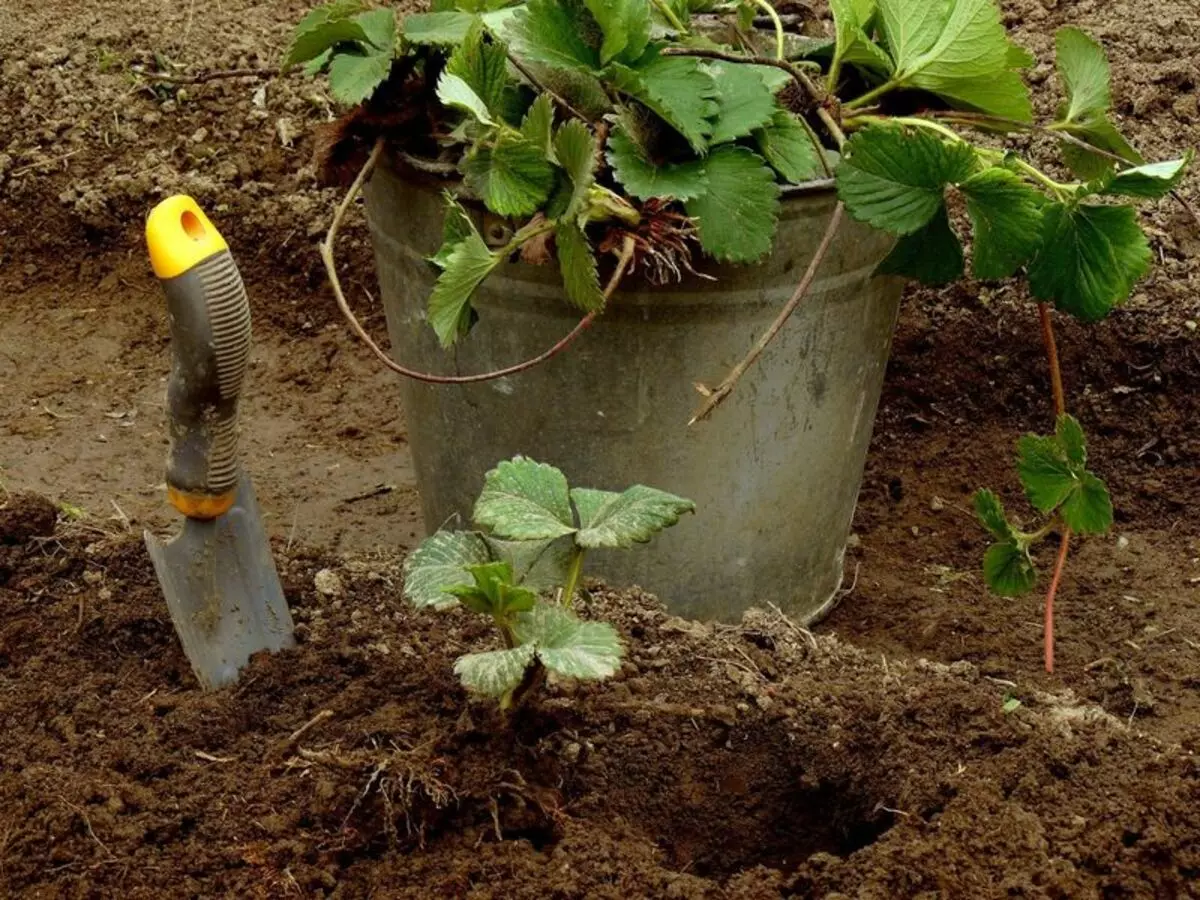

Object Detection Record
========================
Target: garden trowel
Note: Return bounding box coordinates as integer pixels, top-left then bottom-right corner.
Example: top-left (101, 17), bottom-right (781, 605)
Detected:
top-left (143, 195), bottom-right (294, 690)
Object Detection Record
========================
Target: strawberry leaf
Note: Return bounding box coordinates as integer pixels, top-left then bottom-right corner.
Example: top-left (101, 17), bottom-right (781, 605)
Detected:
top-left (585, 0), bottom-right (651, 65)
top-left (960, 166), bottom-right (1045, 280)
top-left (570, 485), bottom-right (695, 548)
top-left (973, 489), bottom-right (1015, 542)
top-left (1098, 154), bottom-right (1193, 201)
top-left (327, 48), bottom-right (394, 105)
top-left (606, 128), bottom-right (708, 200)
top-left (474, 457), bottom-right (577, 541)
top-left (875, 206), bottom-right (963, 284)
top-left (556, 223), bottom-right (605, 311)
top-left (983, 541), bottom-right (1037, 596)
top-left (753, 112), bottom-right (823, 184)
top-left (684, 146), bottom-right (781, 264)
top-left (508, 0), bottom-right (600, 72)
top-left (610, 55), bottom-right (719, 154)
top-left (403, 530), bottom-right (493, 609)
top-left (446, 17), bottom-right (509, 115)
top-left (512, 604), bottom-right (624, 681)
top-left (463, 133), bottom-right (556, 217)
top-left (704, 62), bottom-right (781, 145)
top-left (427, 226), bottom-right (500, 346)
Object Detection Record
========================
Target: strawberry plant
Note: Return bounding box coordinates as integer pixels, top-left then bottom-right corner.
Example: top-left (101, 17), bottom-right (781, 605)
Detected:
top-left (290, 0), bottom-right (1191, 672)
top-left (403, 456), bottom-right (693, 707)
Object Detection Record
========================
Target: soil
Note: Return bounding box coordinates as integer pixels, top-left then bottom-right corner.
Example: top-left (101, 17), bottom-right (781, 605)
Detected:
top-left (3, 0), bottom-right (1200, 896)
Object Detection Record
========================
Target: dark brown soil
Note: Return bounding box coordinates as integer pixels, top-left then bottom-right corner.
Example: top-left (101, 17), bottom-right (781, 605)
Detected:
top-left (4, 499), bottom-right (1200, 899)
top-left (3, 0), bottom-right (1200, 895)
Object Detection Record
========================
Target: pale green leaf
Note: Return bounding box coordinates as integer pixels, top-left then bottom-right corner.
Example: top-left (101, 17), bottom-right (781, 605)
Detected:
top-left (1027, 203), bottom-right (1151, 323)
top-left (753, 112), bottom-right (823, 184)
top-left (553, 118), bottom-right (598, 218)
top-left (474, 457), bottom-right (577, 540)
top-left (286, 4), bottom-right (369, 67)
top-left (436, 72), bottom-right (497, 125)
top-left (570, 485), bottom-right (695, 548)
top-left (446, 17), bottom-right (509, 115)
top-left (685, 146), bottom-right (780, 263)
top-left (836, 125), bottom-right (977, 235)
top-left (920, 69), bottom-right (1033, 121)
top-left (513, 603), bottom-right (624, 681)
top-left (606, 128), bottom-right (708, 200)
top-left (973, 488), bottom-right (1014, 542)
top-left (327, 49), bottom-right (394, 105)
top-left (585, 0), bottom-right (651, 64)
top-left (455, 644), bottom-right (537, 696)
top-left (429, 195), bottom-right (475, 269)
top-left (1002, 696), bottom-right (1023, 713)
top-left (704, 62), bottom-right (781, 144)
top-left (403, 530), bottom-right (492, 609)
top-left (960, 167), bottom-right (1044, 280)
top-left (1055, 26), bottom-right (1110, 124)
top-left (355, 7), bottom-right (396, 52)
top-left (1099, 154), bottom-right (1192, 201)
top-left (1060, 472), bottom-right (1112, 535)
top-left (1016, 434), bottom-right (1075, 513)
top-left (1006, 40), bottom-right (1034, 69)
top-left (876, 0), bottom-right (948, 73)
top-left (1056, 414), bottom-right (1087, 467)
top-left (611, 56), bottom-right (719, 154)
top-left (983, 541), bottom-right (1037, 596)
top-left (875, 206), bottom-right (963, 285)
top-left (830, 0), bottom-right (894, 77)
top-left (463, 133), bottom-right (556, 217)
top-left (507, 0), bottom-right (600, 72)
top-left (556, 223), bottom-right (605, 312)
top-left (520, 93), bottom-right (556, 158)
top-left (428, 228), bottom-right (499, 346)
top-left (482, 535), bottom-right (574, 591)
top-left (402, 11), bottom-right (475, 44)
top-left (1060, 117), bottom-right (1143, 180)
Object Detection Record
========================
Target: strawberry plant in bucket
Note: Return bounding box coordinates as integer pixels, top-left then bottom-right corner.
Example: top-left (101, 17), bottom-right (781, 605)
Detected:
top-left (291, 0), bottom-right (1190, 668)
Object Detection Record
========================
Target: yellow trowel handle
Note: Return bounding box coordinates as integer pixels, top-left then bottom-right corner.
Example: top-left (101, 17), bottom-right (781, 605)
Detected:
top-left (146, 196), bottom-right (251, 520)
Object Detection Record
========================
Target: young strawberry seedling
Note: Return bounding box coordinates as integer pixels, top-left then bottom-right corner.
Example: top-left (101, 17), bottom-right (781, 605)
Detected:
top-left (403, 456), bottom-right (693, 708)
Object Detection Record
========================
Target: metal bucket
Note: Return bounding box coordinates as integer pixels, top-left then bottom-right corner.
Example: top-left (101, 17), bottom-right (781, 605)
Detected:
top-left (363, 159), bottom-right (902, 624)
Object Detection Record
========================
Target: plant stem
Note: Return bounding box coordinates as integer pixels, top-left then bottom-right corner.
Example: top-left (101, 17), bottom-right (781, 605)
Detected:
top-left (1037, 301), bottom-right (1069, 675)
top-left (843, 79), bottom-right (898, 110)
top-left (845, 113), bottom-right (964, 143)
top-left (690, 201), bottom-right (845, 424)
top-left (1011, 158), bottom-right (1074, 199)
top-left (746, 0), bottom-right (785, 61)
top-left (1044, 528), bottom-right (1071, 674)
top-left (560, 548), bottom-right (587, 608)
top-left (651, 0), bottom-right (688, 33)
top-left (322, 154), bottom-right (637, 385)
top-left (506, 52), bottom-right (588, 122)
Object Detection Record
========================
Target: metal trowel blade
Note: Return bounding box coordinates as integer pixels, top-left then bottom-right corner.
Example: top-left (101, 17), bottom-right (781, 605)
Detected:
top-left (145, 472), bottom-right (295, 690)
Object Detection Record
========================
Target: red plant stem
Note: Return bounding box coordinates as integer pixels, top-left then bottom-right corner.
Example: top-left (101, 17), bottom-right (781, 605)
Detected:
top-left (322, 139), bottom-right (637, 385)
top-left (1037, 302), bottom-right (1069, 674)
top-left (1044, 529), bottom-right (1071, 674)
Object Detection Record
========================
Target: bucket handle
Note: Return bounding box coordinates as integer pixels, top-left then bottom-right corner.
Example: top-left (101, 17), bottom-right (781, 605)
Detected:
top-left (320, 139), bottom-right (635, 385)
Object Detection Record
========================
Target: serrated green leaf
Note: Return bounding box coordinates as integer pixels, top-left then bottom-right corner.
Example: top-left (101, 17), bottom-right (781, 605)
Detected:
top-left (553, 118), bottom-right (598, 218)
top-left (1055, 27), bottom-right (1110, 124)
top-left (906, 0), bottom-right (1008, 82)
top-left (983, 541), bottom-right (1038, 596)
top-left (1006, 40), bottom-right (1034, 69)
top-left (1016, 434), bottom-right (1075, 513)
top-left (1027, 202), bottom-right (1151, 323)
top-left (1059, 117), bottom-right (1143, 180)
top-left (437, 72), bottom-right (497, 125)
top-left (428, 228), bottom-right (499, 346)
top-left (703, 62), bottom-right (780, 145)
top-left (429, 195), bottom-right (476, 269)
top-left (1060, 472), bottom-right (1112, 535)
top-left (328, 49), bottom-right (394, 105)
top-left (526, 65), bottom-right (613, 118)
top-left (836, 125), bottom-right (977, 235)
top-left (475, 457), bottom-right (577, 540)
top-left (456, 560), bottom-right (541, 614)
top-left (960, 167), bottom-right (1044, 280)
top-left (973, 489), bottom-right (1014, 542)
top-left (925, 69), bottom-right (1033, 121)
top-left (403, 530), bottom-right (493, 609)
top-left (585, 0), bottom-right (651, 64)
top-left (520, 93), bottom-right (556, 158)
top-left (570, 485), bottom-right (695, 548)
top-left (831, 0), bottom-right (894, 77)
top-left (875, 206), bottom-right (963, 285)
top-left (355, 7), bottom-right (396, 52)
top-left (455, 644), bottom-right (536, 696)
top-left (286, 3), bottom-right (369, 67)
top-left (446, 17), bottom-right (509, 115)
top-left (556, 223), bottom-right (605, 311)
top-left (303, 48), bottom-right (333, 77)
top-left (685, 146), bottom-right (780, 263)
top-left (1056, 414), bottom-right (1087, 466)
top-left (482, 535), bottom-right (574, 591)
top-left (402, 11), bottom-right (476, 44)
top-left (753, 112), bottom-right (822, 184)
top-left (876, 0), bottom-right (948, 72)
top-left (513, 603), bottom-right (624, 681)
top-left (464, 133), bottom-right (556, 217)
top-left (606, 128), bottom-right (708, 200)
top-left (508, 0), bottom-right (600, 72)
top-left (611, 56), bottom-right (719, 154)
top-left (1099, 154), bottom-right (1192, 201)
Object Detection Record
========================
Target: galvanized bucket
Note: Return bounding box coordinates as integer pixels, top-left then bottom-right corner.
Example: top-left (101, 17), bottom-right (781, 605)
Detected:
top-left (363, 159), bottom-right (902, 624)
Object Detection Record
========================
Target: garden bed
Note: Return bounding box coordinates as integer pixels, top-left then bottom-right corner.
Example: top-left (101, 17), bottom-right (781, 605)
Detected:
top-left (3, 494), bottom-right (1200, 897)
